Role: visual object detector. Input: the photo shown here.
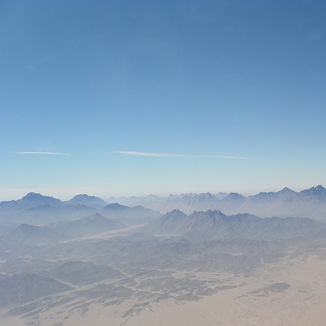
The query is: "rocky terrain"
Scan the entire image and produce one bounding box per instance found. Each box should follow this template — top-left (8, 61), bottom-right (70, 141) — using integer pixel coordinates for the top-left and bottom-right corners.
top-left (0, 189), bottom-right (325, 325)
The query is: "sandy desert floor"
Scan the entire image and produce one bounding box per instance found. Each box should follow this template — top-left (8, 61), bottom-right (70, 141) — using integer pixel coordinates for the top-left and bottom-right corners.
top-left (7, 250), bottom-right (324, 326)
top-left (0, 315), bottom-right (24, 326)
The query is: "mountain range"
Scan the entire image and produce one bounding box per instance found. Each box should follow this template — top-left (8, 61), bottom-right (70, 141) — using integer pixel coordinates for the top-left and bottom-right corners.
top-left (148, 209), bottom-right (325, 241)
top-left (0, 185), bottom-right (325, 234)
top-left (0, 193), bottom-right (160, 227)
top-left (0, 188), bottom-right (325, 324)
top-left (2, 213), bottom-right (128, 245)
top-left (121, 185), bottom-right (326, 219)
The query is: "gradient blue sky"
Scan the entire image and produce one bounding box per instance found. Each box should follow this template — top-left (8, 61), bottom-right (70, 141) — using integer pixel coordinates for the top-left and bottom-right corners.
top-left (1, 0), bottom-right (325, 200)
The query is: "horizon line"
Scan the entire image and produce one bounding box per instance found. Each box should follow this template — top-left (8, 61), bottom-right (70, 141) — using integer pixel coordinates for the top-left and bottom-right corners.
top-left (0, 184), bottom-right (324, 202)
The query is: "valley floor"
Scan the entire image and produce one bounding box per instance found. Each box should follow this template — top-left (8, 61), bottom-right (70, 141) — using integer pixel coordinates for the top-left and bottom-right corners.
top-left (9, 250), bottom-right (326, 326)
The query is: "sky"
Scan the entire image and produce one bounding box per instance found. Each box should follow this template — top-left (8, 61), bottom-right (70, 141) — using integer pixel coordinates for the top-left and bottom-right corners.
top-left (1, 0), bottom-right (326, 200)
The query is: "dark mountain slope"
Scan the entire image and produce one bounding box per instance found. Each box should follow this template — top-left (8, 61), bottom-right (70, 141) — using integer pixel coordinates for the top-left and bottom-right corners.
top-left (0, 273), bottom-right (73, 307)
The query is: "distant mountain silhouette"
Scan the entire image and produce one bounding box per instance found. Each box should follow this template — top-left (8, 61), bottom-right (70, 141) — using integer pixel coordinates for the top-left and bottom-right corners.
top-left (103, 203), bottom-right (130, 213)
top-left (19, 192), bottom-right (62, 208)
top-left (65, 194), bottom-right (108, 207)
top-left (0, 186), bottom-right (325, 227)
top-left (117, 185), bottom-right (326, 219)
top-left (0, 193), bottom-right (107, 225)
top-left (0, 192), bottom-right (62, 212)
top-left (299, 185), bottom-right (326, 198)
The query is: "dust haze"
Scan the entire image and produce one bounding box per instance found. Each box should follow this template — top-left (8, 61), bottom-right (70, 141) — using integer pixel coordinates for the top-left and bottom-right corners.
top-left (0, 187), bottom-right (326, 325)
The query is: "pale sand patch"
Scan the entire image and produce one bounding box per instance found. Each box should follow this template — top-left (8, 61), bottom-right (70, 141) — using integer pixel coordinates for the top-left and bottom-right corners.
top-left (25, 254), bottom-right (326, 326)
top-left (120, 255), bottom-right (326, 326)
top-left (0, 314), bottom-right (25, 326)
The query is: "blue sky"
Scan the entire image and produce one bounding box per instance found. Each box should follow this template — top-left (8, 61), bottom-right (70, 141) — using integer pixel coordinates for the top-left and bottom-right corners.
top-left (1, 0), bottom-right (326, 200)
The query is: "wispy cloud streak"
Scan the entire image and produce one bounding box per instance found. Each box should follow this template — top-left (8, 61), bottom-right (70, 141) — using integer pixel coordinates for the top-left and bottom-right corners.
top-left (115, 151), bottom-right (246, 159)
top-left (14, 152), bottom-right (70, 156)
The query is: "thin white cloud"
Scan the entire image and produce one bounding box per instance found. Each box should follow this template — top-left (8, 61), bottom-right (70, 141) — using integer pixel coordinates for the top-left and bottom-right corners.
top-left (14, 152), bottom-right (70, 156)
top-left (115, 151), bottom-right (246, 159)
